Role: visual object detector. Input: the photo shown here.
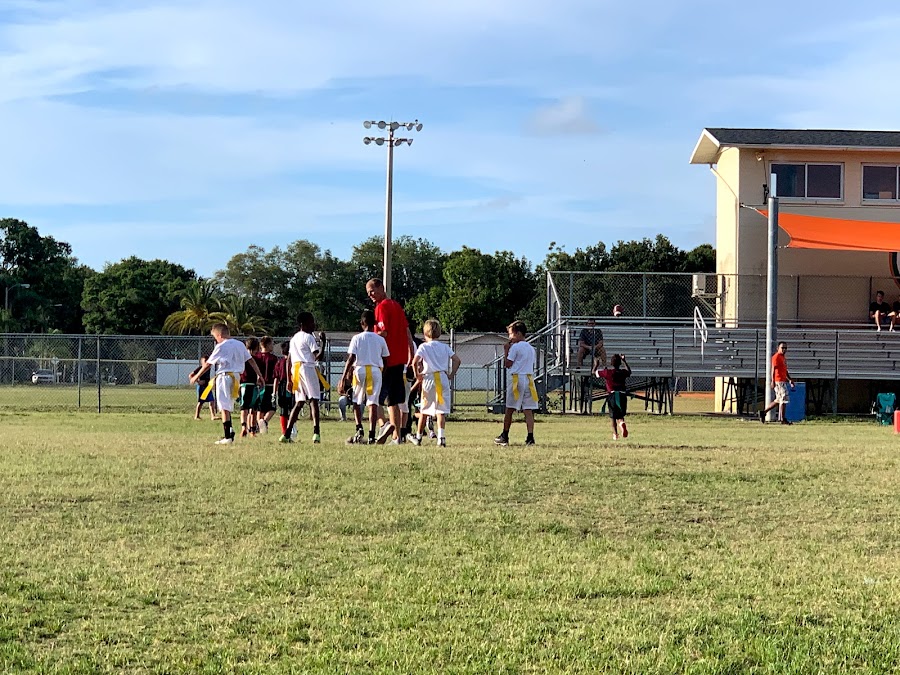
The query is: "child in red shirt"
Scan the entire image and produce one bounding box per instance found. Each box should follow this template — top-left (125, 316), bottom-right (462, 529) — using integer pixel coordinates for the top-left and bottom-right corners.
top-left (596, 353), bottom-right (632, 440)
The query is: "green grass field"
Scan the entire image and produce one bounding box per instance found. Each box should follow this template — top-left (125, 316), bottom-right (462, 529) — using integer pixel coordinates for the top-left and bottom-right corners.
top-left (3, 411), bottom-right (900, 673)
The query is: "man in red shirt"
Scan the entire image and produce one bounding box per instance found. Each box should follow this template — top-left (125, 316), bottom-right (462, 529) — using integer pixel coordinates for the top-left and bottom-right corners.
top-left (366, 278), bottom-right (416, 443)
top-left (758, 341), bottom-right (794, 425)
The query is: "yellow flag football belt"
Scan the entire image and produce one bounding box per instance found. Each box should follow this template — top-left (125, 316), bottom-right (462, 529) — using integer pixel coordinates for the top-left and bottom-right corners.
top-left (511, 373), bottom-right (538, 403)
top-left (292, 363), bottom-right (332, 393)
top-left (352, 365), bottom-right (376, 396)
top-left (202, 372), bottom-right (239, 401)
top-left (434, 372), bottom-right (445, 406)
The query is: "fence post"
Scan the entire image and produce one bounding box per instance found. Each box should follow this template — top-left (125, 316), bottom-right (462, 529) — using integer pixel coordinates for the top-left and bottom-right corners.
top-left (77, 336), bottom-right (83, 409)
top-left (642, 274), bottom-right (648, 318)
top-left (96, 335), bottom-right (101, 414)
top-left (754, 329), bottom-right (759, 410)
top-left (833, 331), bottom-right (839, 415)
top-left (568, 272), bottom-right (573, 317)
top-left (449, 329), bottom-right (455, 412)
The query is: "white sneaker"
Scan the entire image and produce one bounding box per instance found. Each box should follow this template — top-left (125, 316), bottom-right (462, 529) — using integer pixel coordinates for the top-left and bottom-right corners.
top-left (215, 437), bottom-right (234, 445)
top-left (375, 423), bottom-right (395, 445)
top-left (291, 426), bottom-right (298, 439)
top-left (258, 418), bottom-right (268, 434)
top-left (409, 435), bottom-right (422, 446)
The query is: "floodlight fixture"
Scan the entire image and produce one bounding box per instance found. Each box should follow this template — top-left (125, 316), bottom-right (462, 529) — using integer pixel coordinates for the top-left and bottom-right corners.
top-left (364, 137), bottom-right (372, 145)
top-left (364, 121), bottom-right (372, 129)
top-left (377, 121), bottom-right (386, 129)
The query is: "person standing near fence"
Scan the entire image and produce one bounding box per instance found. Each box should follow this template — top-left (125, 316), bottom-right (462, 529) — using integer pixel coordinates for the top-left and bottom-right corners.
top-left (239, 337), bottom-right (262, 437)
top-left (494, 320), bottom-right (537, 447)
top-left (190, 324), bottom-right (264, 445)
top-left (272, 341), bottom-right (293, 437)
top-left (759, 341), bottom-right (794, 425)
top-left (366, 278), bottom-right (416, 444)
top-left (256, 336), bottom-right (279, 434)
top-left (340, 310), bottom-right (390, 445)
top-left (281, 312), bottom-right (323, 444)
top-left (409, 319), bottom-right (461, 447)
top-left (190, 355), bottom-right (218, 421)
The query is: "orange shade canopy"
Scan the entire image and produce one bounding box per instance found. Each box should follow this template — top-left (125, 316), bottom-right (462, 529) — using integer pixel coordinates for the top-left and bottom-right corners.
top-left (757, 209), bottom-right (900, 252)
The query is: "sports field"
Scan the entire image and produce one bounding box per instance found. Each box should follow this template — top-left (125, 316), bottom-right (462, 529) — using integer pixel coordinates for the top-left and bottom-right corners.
top-left (2, 412), bottom-right (899, 673)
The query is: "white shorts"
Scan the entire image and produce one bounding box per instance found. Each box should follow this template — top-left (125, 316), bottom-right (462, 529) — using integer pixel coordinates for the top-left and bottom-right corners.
top-left (292, 362), bottom-right (321, 402)
top-left (506, 373), bottom-right (539, 411)
top-left (399, 377), bottom-right (410, 414)
top-left (774, 381), bottom-right (790, 404)
top-left (421, 372), bottom-right (451, 416)
top-left (214, 372), bottom-right (240, 413)
top-left (352, 365), bottom-right (382, 407)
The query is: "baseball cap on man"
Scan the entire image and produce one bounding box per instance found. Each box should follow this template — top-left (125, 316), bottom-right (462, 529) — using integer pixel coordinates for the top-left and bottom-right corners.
top-left (612, 304), bottom-right (623, 317)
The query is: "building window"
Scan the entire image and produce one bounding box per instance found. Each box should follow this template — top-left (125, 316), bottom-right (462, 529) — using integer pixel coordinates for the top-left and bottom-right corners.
top-left (771, 163), bottom-right (843, 199)
top-left (862, 165), bottom-right (899, 200)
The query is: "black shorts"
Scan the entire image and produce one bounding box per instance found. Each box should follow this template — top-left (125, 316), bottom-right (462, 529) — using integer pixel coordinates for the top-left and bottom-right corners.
top-left (240, 384), bottom-right (259, 411)
top-left (275, 384), bottom-right (293, 416)
top-left (608, 390), bottom-right (627, 420)
top-left (379, 364), bottom-right (407, 407)
top-left (258, 385), bottom-right (275, 414)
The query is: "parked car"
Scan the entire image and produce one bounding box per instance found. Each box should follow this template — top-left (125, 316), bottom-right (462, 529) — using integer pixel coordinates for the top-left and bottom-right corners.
top-left (31, 369), bottom-right (55, 384)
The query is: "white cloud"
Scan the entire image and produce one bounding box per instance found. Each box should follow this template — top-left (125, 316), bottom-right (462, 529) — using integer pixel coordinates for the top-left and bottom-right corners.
top-left (526, 96), bottom-right (602, 136)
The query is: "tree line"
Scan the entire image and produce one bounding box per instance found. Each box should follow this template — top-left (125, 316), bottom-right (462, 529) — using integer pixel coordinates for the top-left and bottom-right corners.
top-left (0, 217), bottom-right (715, 335)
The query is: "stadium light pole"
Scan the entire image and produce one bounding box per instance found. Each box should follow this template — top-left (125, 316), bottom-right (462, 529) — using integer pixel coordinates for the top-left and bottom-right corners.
top-left (363, 119), bottom-right (423, 298)
top-left (764, 174), bottom-right (779, 422)
top-left (4, 283), bottom-right (30, 314)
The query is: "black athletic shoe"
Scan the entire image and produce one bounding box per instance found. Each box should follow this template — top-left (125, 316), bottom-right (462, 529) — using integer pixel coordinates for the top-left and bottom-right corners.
top-left (758, 411), bottom-right (765, 423)
top-left (494, 434), bottom-right (509, 446)
top-left (780, 419), bottom-right (793, 425)
top-left (524, 435), bottom-right (536, 446)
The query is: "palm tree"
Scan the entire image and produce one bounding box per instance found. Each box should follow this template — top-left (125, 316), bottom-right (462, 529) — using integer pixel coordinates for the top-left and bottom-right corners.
top-left (208, 295), bottom-right (268, 335)
top-left (162, 279), bottom-right (220, 335)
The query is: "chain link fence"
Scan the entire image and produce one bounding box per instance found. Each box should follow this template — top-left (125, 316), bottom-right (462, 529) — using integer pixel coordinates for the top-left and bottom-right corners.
top-left (0, 332), bottom-right (505, 413)
top-left (548, 271), bottom-right (899, 326)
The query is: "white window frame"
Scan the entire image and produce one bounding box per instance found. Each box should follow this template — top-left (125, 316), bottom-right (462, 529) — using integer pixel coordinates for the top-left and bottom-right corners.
top-left (770, 161), bottom-right (844, 201)
top-left (861, 164), bottom-right (900, 204)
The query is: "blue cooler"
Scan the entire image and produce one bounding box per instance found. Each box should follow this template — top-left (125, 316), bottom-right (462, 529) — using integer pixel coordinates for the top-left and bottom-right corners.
top-left (784, 382), bottom-right (806, 422)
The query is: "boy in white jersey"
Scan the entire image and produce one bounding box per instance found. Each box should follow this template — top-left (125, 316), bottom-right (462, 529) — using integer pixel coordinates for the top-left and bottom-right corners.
top-left (281, 312), bottom-right (324, 444)
top-left (409, 319), bottom-right (461, 447)
top-left (190, 323), bottom-right (264, 445)
top-left (340, 310), bottom-right (390, 445)
top-left (494, 320), bottom-right (537, 447)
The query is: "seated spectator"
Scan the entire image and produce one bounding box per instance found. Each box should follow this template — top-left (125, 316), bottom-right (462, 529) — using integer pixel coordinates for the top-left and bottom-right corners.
top-left (575, 318), bottom-right (606, 368)
top-left (890, 294), bottom-right (900, 332)
top-left (612, 304), bottom-right (624, 317)
top-left (870, 291), bottom-right (891, 332)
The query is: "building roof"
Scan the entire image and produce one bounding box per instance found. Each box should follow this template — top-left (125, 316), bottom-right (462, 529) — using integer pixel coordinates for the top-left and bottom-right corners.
top-left (690, 128), bottom-right (900, 164)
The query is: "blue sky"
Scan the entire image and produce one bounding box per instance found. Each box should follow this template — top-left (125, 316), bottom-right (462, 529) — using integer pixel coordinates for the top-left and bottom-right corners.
top-left (1, 0), bottom-right (899, 277)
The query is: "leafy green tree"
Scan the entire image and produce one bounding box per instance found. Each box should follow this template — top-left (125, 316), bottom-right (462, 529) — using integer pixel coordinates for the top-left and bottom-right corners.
top-left (216, 240), bottom-right (359, 333)
top-left (208, 295), bottom-right (269, 335)
top-left (436, 247), bottom-right (536, 331)
top-left (0, 218), bottom-right (92, 333)
top-left (681, 244), bottom-right (716, 273)
top-left (81, 257), bottom-right (195, 334)
top-left (162, 279), bottom-right (222, 335)
top-left (349, 236), bottom-right (447, 309)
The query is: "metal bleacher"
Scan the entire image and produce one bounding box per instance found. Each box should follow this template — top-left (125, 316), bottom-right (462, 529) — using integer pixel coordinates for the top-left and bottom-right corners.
top-left (542, 320), bottom-right (900, 415)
